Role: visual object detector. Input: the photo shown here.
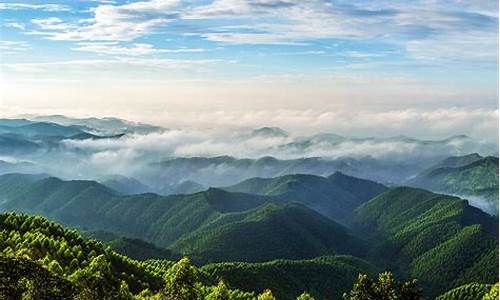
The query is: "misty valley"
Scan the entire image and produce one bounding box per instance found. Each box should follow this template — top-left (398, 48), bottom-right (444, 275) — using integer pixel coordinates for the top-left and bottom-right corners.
top-left (0, 115), bottom-right (497, 300)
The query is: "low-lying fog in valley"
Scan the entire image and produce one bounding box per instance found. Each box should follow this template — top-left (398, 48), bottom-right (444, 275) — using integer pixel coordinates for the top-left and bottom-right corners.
top-left (0, 114), bottom-right (497, 215)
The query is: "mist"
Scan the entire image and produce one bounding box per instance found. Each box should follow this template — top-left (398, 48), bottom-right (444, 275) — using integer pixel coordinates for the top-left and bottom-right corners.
top-left (0, 124), bottom-right (494, 191)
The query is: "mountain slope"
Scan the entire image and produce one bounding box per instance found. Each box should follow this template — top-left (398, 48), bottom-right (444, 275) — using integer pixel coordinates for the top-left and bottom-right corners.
top-left (200, 256), bottom-right (378, 300)
top-left (0, 212), bottom-right (163, 294)
top-left (224, 172), bottom-right (386, 222)
top-left (0, 174), bottom-right (363, 263)
top-left (409, 156), bottom-right (499, 214)
top-left (100, 175), bottom-right (152, 195)
top-left (0, 255), bottom-right (77, 299)
top-left (351, 187), bottom-right (498, 296)
top-left (171, 203), bottom-right (365, 262)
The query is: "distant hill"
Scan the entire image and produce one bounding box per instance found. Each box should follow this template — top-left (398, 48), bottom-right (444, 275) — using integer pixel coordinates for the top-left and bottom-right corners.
top-left (146, 155), bottom-right (413, 192)
top-left (0, 122), bottom-right (84, 138)
top-left (0, 134), bottom-right (41, 155)
top-left (224, 172), bottom-right (387, 223)
top-left (250, 127), bottom-right (289, 138)
top-left (31, 115), bottom-right (165, 135)
top-left (100, 175), bottom-right (152, 195)
top-left (83, 230), bottom-right (178, 261)
top-left (159, 180), bottom-right (207, 196)
top-left (171, 203), bottom-right (365, 262)
top-left (409, 155), bottom-right (499, 214)
top-left (351, 187), bottom-right (498, 296)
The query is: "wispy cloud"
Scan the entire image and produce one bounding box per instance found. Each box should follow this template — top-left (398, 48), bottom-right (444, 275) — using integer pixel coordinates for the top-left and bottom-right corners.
top-left (0, 3), bottom-right (70, 12)
top-left (2, 57), bottom-right (231, 73)
top-left (29, 0), bottom-right (180, 41)
top-left (3, 22), bottom-right (25, 30)
top-left (0, 40), bottom-right (31, 54)
top-left (71, 42), bottom-right (206, 56)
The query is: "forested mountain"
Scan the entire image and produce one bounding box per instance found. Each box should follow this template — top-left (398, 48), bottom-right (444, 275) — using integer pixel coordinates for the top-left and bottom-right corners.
top-left (409, 156), bottom-right (499, 214)
top-left (435, 283), bottom-right (497, 300)
top-left (0, 212), bottom-right (164, 295)
top-left (100, 175), bottom-right (152, 195)
top-left (0, 160), bottom-right (497, 299)
top-left (352, 187), bottom-right (499, 296)
top-left (200, 256), bottom-right (378, 300)
top-left (224, 172), bottom-right (386, 222)
top-left (0, 212), bottom-right (428, 300)
top-left (171, 203), bottom-right (365, 262)
top-left (82, 230), bottom-right (179, 261)
top-left (0, 174), bottom-right (366, 262)
top-left (0, 212), bottom-right (260, 299)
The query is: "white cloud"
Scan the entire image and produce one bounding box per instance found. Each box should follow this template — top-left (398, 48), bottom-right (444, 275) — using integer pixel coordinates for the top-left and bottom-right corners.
top-left (2, 57), bottom-right (230, 73)
top-left (184, 0), bottom-right (498, 65)
top-left (71, 42), bottom-right (206, 56)
top-left (30, 0), bottom-right (180, 41)
top-left (58, 107), bottom-right (498, 164)
top-left (0, 40), bottom-right (30, 54)
top-left (0, 3), bottom-right (70, 11)
top-left (3, 22), bottom-right (25, 30)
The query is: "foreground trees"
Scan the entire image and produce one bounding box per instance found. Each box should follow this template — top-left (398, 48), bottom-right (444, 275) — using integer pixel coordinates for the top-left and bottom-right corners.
top-left (343, 272), bottom-right (421, 300)
top-left (0, 212), bottom-right (496, 300)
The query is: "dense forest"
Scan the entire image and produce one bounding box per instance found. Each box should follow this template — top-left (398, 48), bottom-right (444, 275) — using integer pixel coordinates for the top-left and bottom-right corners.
top-left (1, 212), bottom-right (497, 300)
top-left (0, 118), bottom-right (497, 300)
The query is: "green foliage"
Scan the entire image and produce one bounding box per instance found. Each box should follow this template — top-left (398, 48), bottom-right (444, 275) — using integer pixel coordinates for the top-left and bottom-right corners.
top-left (482, 283), bottom-right (499, 300)
top-left (206, 280), bottom-right (231, 300)
top-left (172, 203), bottom-right (365, 263)
top-left (411, 156), bottom-right (499, 214)
top-left (83, 230), bottom-right (178, 261)
top-left (435, 282), bottom-right (492, 300)
top-left (201, 256), bottom-right (378, 300)
top-left (0, 212), bottom-right (163, 295)
top-left (257, 290), bottom-right (277, 300)
top-left (0, 255), bottom-right (76, 300)
top-left (162, 257), bottom-right (201, 300)
top-left (296, 292), bottom-right (315, 300)
top-left (224, 172), bottom-right (387, 222)
top-left (342, 272), bottom-right (421, 300)
top-left (352, 187), bottom-right (499, 296)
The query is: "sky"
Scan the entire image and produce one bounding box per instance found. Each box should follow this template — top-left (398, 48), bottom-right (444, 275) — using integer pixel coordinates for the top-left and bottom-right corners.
top-left (0, 0), bottom-right (498, 139)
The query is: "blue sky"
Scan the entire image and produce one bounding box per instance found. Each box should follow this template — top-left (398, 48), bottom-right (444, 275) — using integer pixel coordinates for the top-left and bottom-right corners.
top-left (0, 0), bottom-right (498, 138)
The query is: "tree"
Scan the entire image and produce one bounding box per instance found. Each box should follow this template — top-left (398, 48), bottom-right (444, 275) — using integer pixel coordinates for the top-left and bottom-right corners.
top-left (343, 272), bottom-right (421, 300)
top-left (257, 290), bottom-right (277, 300)
top-left (296, 292), bottom-right (315, 300)
top-left (162, 257), bottom-right (200, 300)
top-left (69, 255), bottom-right (121, 300)
top-left (483, 283), bottom-right (499, 300)
top-left (206, 280), bottom-right (231, 300)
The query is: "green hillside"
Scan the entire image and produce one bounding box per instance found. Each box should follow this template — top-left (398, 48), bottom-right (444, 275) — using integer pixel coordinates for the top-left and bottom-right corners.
top-left (172, 203), bottom-right (365, 262)
top-left (0, 255), bottom-right (76, 299)
top-left (0, 212), bottom-right (163, 295)
top-left (200, 255), bottom-right (378, 300)
top-left (435, 282), bottom-right (496, 300)
top-left (0, 212), bottom-right (259, 299)
top-left (352, 187), bottom-right (499, 296)
top-left (410, 156), bottom-right (499, 214)
top-left (0, 174), bottom-right (363, 263)
top-left (224, 172), bottom-right (387, 222)
top-left (83, 230), bottom-right (179, 261)
top-left (0, 211), bottom-right (414, 300)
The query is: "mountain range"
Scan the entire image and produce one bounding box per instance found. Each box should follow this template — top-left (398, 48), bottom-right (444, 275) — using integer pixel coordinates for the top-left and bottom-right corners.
top-left (0, 168), bottom-right (496, 298)
top-left (409, 154), bottom-right (499, 214)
